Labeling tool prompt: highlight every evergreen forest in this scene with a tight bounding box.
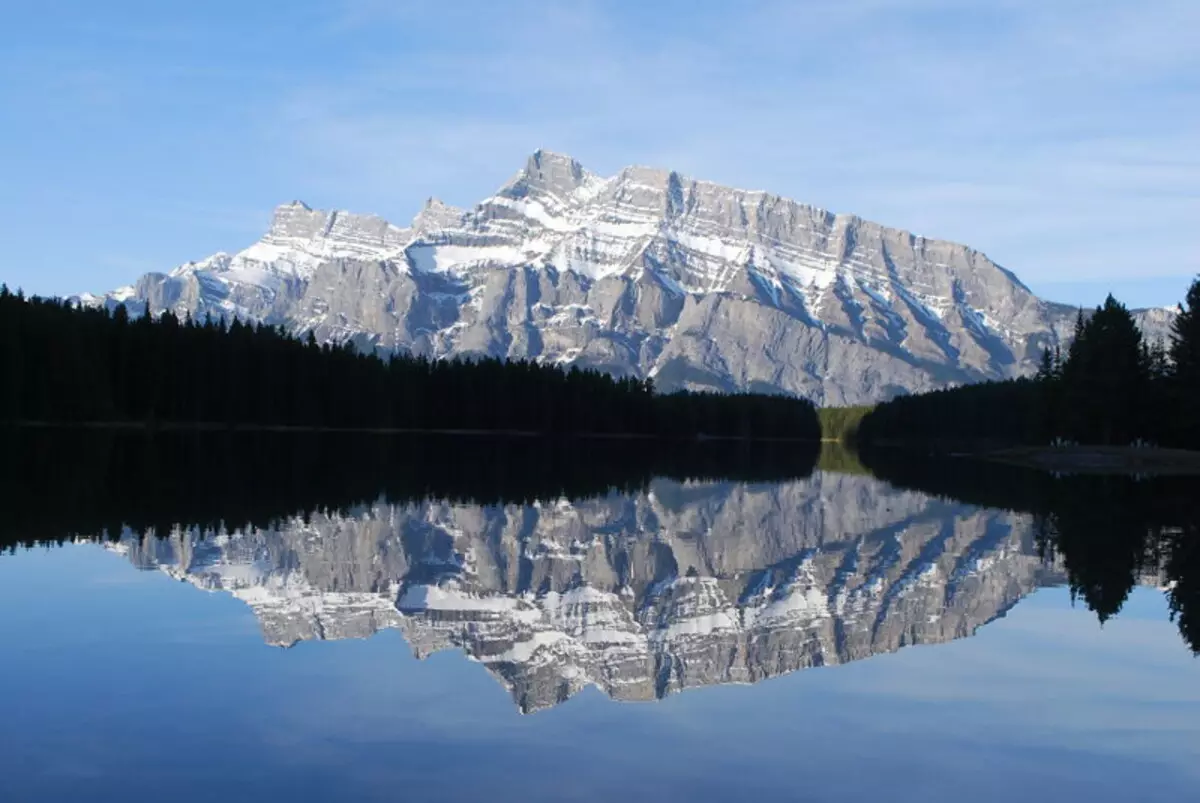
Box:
[853,278,1200,449]
[3,428,1195,655]
[0,288,820,441]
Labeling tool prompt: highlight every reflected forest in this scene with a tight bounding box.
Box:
[3,429,1199,656]
[862,447,1200,653]
[3,282,1200,656]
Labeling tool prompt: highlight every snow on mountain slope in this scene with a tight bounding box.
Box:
[78,150,1177,404]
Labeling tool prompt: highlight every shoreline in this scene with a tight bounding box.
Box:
[0,420,818,444]
[978,445,1200,476]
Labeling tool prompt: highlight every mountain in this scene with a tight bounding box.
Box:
[78,150,1177,405]
[112,471,1061,713]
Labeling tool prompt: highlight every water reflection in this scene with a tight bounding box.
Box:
[0,430,819,549]
[862,447,1200,652]
[108,472,1053,712]
[2,432,1197,716]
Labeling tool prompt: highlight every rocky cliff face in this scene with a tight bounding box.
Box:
[78,150,1177,404]
[112,471,1060,712]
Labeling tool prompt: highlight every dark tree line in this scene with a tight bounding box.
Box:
[0,288,819,441]
[855,280,1200,449]
[1170,279,1200,447]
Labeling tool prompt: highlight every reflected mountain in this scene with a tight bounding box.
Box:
[860,446,1200,652]
[7,431,1194,711]
[113,471,1061,712]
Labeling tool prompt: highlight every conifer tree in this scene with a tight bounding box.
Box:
[1166,525,1200,652]
[0,291,821,440]
[1169,278,1200,446]
[0,285,19,422]
[1037,345,1055,380]
[1060,295,1149,445]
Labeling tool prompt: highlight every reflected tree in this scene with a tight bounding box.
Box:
[859,445,1200,653]
[1045,477,1149,623]
[1165,526,1200,652]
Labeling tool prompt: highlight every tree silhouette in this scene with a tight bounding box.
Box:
[1060,295,1150,444]
[853,287,1200,449]
[1166,524,1200,652]
[1170,278,1200,447]
[1048,476,1148,623]
[857,447,1200,653]
[0,292,820,441]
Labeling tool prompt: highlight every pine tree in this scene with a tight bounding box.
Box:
[1170,278,1200,447]
[0,292,822,439]
[1146,337,1170,380]
[1061,296,1150,445]
[1037,345,1056,380]
[0,285,20,422]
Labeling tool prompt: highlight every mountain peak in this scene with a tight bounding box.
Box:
[505,149,593,200]
[267,200,328,242]
[78,152,1183,405]
[412,197,464,232]
[527,148,583,171]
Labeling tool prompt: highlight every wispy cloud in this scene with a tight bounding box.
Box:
[260,1,1196,290]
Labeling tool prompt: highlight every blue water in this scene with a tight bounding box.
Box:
[1,481,1197,802]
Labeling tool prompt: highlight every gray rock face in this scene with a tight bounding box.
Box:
[112,471,1063,712]
[79,150,1178,404]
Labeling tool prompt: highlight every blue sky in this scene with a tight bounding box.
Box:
[2,0,1196,307]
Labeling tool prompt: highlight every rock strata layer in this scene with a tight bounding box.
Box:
[79,151,1175,404]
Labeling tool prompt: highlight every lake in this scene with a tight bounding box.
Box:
[0,434,1197,802]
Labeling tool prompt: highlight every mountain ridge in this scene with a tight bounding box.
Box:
[112,471,1062,713]
[78,150,1176,405]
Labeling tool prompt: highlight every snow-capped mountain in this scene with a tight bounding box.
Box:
[113,471,1061,712]
[80,150,1176,404]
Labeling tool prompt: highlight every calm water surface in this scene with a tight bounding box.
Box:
[0,439,1197,802]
